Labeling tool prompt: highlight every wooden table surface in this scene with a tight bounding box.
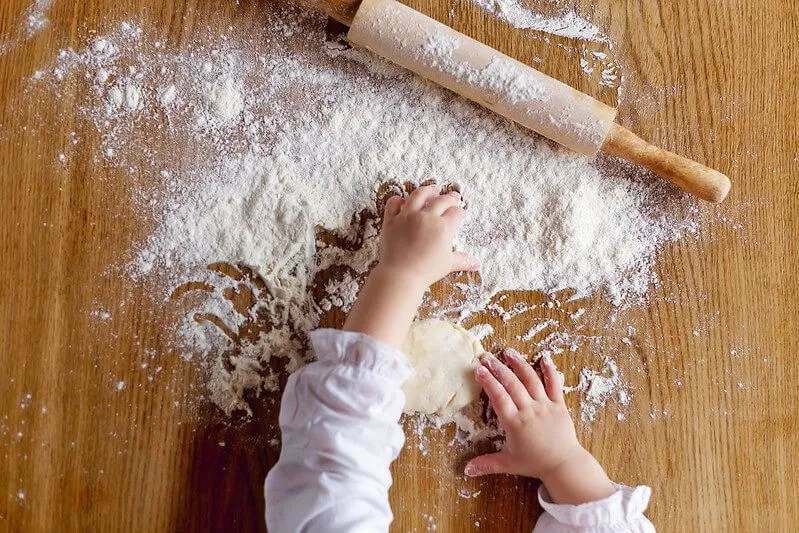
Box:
[1,0,797,531]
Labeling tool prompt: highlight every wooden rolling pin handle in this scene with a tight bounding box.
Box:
[312,0,360,24]
[602,123,731,203]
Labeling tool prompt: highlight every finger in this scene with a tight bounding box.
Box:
[464,451,511,477]
[406,184,440,210]
[474,364,516,419]
[383,195,403,220]
[540,355,565,404]
[503,349,547,400]
[450,251,480,273]
[442,205,466,227]
[481,354,533,409]
[426,191,461,215]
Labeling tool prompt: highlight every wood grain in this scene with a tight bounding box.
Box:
[1,0,797,532]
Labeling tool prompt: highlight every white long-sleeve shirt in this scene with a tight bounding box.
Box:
[265,329,655,532]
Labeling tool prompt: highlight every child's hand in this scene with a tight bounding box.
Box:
[343,185,479,348]
[464,350,579,478]
[465,349,615,505]
[380,185,479,289]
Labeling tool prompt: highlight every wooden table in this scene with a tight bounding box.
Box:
[0,0,796,531]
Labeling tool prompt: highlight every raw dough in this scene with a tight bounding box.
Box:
[401,319,485,419]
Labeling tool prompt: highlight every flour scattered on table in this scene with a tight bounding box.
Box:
[468,324,494,342]
[469,0,625,100]
[575,358,628,422]
[23,0,52,36]
[518,318,559,341]
[31,6,706,426]
[0,0,53,56]
[90,308,112,321]
[469,0,606,42]
[319,272,361,312]
[458,488,482,499]
[421,513,438,531]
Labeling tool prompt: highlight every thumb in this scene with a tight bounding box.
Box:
[450,251,480,273]
[464,452,511,477]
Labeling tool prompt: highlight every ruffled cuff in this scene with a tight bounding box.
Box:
[309,328,413,381]
[538,483,652,527]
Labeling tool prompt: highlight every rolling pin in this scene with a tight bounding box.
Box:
[311,0,732,203]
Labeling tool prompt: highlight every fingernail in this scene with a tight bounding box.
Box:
[474,365,487,379]
[504,349,523,362]
[464,463,477,476]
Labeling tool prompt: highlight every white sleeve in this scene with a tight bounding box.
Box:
[264,328,412,533]
[533,483,655,532]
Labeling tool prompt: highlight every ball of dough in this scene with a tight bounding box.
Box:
[401,319,484,419]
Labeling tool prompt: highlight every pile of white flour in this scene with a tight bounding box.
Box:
[34,6,703,422]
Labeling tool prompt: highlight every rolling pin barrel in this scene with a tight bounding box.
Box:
[347,0,617,156]
[314,0,732,202]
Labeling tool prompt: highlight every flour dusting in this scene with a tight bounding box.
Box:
[576,358,628,422]
[23,0,52,37]
[469,0,625,101]
[469,0,606,42]
[30,5,707,430]
[0,0,53,56]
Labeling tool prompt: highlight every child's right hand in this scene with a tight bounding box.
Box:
[465,349,616,505]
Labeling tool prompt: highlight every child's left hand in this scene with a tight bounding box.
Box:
[379,185,479,290]
[343,184,479,348]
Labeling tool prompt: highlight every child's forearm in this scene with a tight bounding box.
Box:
[540,446,615,505]
[343,265,428,348]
